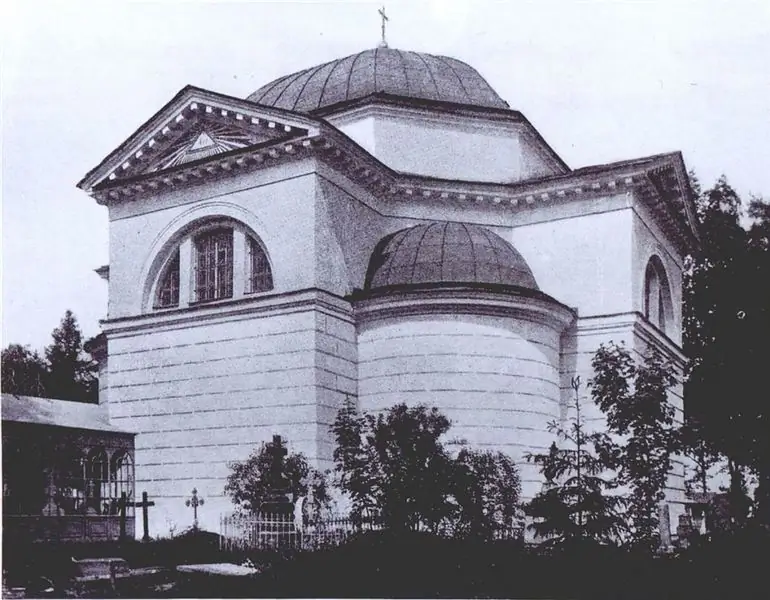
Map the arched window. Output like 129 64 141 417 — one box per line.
247 237 273 294
194 228 234 302
644 256 671 333
54 449 86 515
110 451 134 516
85 448 108 515
156 249 180 308
151 220 273 311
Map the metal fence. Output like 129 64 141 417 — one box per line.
219 511 525 551
219 512 383 551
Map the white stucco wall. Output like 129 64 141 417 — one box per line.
330 109 560 184
372 117 522 182
631 201 684 346
107 161 317 319
313 170 424 294
358 314 563 499
106 305 321 535
510 205 635 317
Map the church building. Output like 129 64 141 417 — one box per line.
78 46 699 536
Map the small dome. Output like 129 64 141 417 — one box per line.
366 222 538 290
248 48 508 113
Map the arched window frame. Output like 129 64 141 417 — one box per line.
151 219 273 310
643 255 672 334
85 448 108 515
110 451 134 516
246 236 273 294
193 226 234 302
155 249 180 309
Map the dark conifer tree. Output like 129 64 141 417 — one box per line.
44 310 98 402
526 376 626 547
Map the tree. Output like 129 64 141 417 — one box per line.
44 310 98 402
452 448 521 540
332 400 456 532
680 417 720 497
224 442 330 515
590 343 680 551
332 399 523 540
1 344 48 397
684 176 770 526
526 376 626 547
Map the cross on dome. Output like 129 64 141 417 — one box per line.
378 6 389 48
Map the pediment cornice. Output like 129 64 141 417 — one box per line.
80 87 699 256
77 86 322 192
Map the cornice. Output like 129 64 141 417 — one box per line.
80 88 699 255
78 86 323 193
351 284 576 332
575 311 687 367
324 101 526 134
320 95 569 175
101 288 353 338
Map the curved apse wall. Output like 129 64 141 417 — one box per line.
357 313 563 499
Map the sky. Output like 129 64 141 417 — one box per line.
2 0 769 350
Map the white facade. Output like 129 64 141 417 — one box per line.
78 52 699 537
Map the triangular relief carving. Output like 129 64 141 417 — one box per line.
108 111 303 182
148 121 273 173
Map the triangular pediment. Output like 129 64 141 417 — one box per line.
78 86 322 192
141 117 276 175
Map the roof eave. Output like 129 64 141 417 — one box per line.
77 85 324 193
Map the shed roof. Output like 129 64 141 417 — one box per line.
1 394 134 435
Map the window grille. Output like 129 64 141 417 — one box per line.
194 229 234 302
86 448 109 515
156 249 180 308
54 450 87 516
247 238 274 294
110 451 134 516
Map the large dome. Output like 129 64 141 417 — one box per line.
248 48 508 113
365 222 538 290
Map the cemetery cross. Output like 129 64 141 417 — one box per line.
118 491 156 541
185 488 205 530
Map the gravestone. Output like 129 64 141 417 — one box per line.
659 502 672 548
259 435 294 516
676 514 695 548
175 563 258 597
258 435 296 547
72 557 131 593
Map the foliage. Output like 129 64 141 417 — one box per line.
332 399 521 539
332 399 456 532
590 343 679 551
526 377 626 546
1 310 97 402
451 448 521 540
224 442 330 515
684 176 770 524
44 310 98 402
680 417 720 496
1 344 48 396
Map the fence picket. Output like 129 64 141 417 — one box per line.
219 510 523 551
219 511 384 551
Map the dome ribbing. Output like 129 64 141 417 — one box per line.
366 222 538 290
247 48 508 113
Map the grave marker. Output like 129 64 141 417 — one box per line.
185 488 205 529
